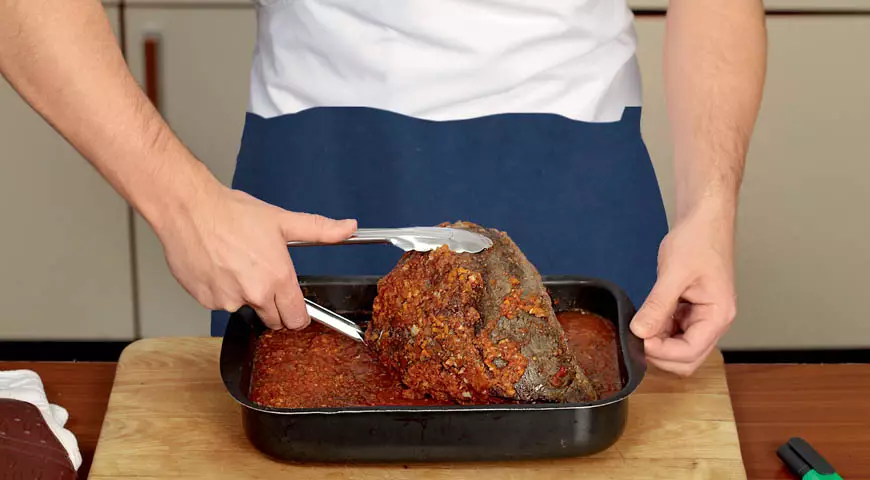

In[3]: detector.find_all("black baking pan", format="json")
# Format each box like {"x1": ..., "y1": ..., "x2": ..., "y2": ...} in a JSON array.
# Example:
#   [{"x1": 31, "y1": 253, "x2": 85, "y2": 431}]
[{"x1": 220, "y1": 275, "x2": 646, "y2": 463}]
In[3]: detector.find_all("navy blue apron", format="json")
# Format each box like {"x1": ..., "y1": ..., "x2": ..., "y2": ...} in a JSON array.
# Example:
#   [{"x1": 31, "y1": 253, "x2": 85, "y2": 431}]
[{"x1": 210, "y1": 106, "x2": 668, "y2": 336}]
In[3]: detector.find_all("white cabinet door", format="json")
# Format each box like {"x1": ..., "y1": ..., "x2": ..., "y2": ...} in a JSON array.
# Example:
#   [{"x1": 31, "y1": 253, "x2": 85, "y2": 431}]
[
  {"x1": 124, "y1": 7, "x2": 257, "y2": 337},
  {"x1": 634, "y1": 16, "x2": 870, "y2": 348},
  {"x1": 0, "y1": 5, "x2": 135, "y2": 340}
]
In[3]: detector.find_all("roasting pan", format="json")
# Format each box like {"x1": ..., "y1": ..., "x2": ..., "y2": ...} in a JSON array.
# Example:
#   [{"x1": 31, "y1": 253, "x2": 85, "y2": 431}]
[{"x1": 220, "y1": 275, "x2": 647, "y2": 463}]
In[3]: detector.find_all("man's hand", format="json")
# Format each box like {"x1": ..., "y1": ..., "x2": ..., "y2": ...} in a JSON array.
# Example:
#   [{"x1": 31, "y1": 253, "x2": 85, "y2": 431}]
[
  {"x1": 155, "y1": 180, "x2": 357, "y2": 330},
  {"x1": 640, "y1": 0, "x2": 766, "y2": 375},
  {"x1": 630, "y1": 199, "x2": 736, "y2": 376}
]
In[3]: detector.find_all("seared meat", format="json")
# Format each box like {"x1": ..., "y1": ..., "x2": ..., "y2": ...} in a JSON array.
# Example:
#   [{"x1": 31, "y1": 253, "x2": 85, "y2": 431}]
[{"x1": 365, "y1": 221, "x2": 598, "y2": 404}]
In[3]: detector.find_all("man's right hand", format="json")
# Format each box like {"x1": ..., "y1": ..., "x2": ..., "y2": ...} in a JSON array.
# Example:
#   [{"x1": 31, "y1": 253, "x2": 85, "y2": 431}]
[{"x1": 154, "y1": 179, "x2": 357, "y2": 330}]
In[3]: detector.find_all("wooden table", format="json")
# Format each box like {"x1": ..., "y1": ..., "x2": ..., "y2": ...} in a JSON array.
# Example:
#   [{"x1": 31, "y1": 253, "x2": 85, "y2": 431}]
[{"x1": 1, "y1": 361, "x2": 868, "y2": 480}]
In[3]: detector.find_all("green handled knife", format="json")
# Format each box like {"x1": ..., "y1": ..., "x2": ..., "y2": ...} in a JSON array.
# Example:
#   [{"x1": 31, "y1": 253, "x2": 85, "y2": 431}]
[{"x1": 777, "y1": 437, "x2": 843, "y2": 480}]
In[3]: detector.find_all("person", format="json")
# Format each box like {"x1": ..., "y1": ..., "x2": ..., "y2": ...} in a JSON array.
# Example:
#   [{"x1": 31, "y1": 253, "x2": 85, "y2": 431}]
[{"x1": 0, "y1": 0, "x2": 766, "y2": 376}]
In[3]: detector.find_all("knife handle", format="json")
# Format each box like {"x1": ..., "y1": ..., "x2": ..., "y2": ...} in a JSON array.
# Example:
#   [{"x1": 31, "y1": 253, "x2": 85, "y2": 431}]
[{"x1": 777, "y1": 437, "x2": 843, "y2": 480}]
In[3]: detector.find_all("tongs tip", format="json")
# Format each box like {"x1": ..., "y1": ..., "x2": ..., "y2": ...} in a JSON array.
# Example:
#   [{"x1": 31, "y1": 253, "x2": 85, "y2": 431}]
[{"x1": 304, "y1": 298, "x2": 366, "y2": 343}]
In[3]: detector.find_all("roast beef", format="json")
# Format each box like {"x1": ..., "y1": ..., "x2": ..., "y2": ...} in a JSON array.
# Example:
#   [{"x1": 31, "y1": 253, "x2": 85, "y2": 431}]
[{"x1": 365, "y1": 221, "x2": 598, "y2": 404}]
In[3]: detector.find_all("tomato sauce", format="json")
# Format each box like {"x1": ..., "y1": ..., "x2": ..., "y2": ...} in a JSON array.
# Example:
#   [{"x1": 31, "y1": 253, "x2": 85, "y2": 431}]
[
  {"x1": 249, "y1": 310, "x2": 622, "y2": 409},
  {"x1": 558, "y1": 311, "x2": 623, "y2": 399}
]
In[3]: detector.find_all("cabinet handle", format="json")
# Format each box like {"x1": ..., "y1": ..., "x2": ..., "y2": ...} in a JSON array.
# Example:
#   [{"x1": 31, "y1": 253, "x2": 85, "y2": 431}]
[{"x1": 143, "y1": 33, "x2": 161, "y2": 112}]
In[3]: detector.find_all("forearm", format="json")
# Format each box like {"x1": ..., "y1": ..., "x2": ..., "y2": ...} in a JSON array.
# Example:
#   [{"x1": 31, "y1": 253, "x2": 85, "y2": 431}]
[
  {"x1": 0, "y1": 0, "x2": 218, "y2": 231},
  {"x1": 664, "y1": 0, "x2": 767, "y2": 223}
]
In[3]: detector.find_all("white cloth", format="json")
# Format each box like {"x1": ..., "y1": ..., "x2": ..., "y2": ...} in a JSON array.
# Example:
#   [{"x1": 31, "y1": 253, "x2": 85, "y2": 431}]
[
  {"x1": 248, "y1": 0, "x2": 642, "y2": 123},
  {"x1": 0, "y1": 369, "x2": 83, "y2": 471}
]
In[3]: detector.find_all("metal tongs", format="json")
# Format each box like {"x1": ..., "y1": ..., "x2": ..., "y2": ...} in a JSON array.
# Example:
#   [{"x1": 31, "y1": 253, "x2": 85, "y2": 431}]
[
  {"x1": 287, "y1": 227, "x2": 493, "y2": 254},
  {"x1": 290, "y1": 227, "x2": 493, "y2": 342}
]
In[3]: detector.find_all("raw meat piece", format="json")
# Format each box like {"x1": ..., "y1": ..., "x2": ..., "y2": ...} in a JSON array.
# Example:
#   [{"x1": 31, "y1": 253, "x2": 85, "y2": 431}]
[{"x1": 0, "y1": 399, "x2": 77, "y2": 480}]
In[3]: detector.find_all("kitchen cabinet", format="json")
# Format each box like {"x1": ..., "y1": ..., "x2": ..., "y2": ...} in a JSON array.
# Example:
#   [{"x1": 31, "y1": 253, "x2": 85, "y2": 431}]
[
  {"x1": 634, "y1": 16, "x2": 870, "y2": 348},
  {"x1": 0, "y1": 3, "x2": 135, "y2": 340},
  {"x1": 124, "y1": 6, "x2": 257, "y2": 337}
]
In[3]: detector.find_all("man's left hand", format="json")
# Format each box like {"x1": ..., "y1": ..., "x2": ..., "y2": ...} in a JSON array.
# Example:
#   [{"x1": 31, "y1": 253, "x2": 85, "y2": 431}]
[{"x1": 629, "y1": 199, "x2": 738, "y2": 376}]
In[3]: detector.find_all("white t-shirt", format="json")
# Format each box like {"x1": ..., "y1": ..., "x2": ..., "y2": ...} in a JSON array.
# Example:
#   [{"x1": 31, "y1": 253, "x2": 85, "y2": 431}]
[{"x1": 249, "y1": 0, "x2": 642, "y2": 123}]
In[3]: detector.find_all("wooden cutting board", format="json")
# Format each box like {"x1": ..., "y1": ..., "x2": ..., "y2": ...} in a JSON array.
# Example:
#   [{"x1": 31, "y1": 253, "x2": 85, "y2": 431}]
[{"x1": 89, "y1": 338, "x2": 747, "y2": 479}]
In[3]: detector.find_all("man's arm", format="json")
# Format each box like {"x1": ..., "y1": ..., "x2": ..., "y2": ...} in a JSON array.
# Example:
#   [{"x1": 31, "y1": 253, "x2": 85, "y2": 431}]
[
  {"x1": 0, "y1": 0, "x2": 356, "y2": 330},
  {"x1": 665, "y1": 0, "x2": 766, "y2": 221},
  {"x1": 630, "y1": 0, "x2": 767, "y2": 374}
]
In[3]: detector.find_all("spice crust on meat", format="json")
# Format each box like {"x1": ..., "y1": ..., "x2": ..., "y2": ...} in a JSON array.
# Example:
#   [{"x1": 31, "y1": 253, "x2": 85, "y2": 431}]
[{"x1": 365, "y1": 221, "x2": 598, "y2": 404}]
